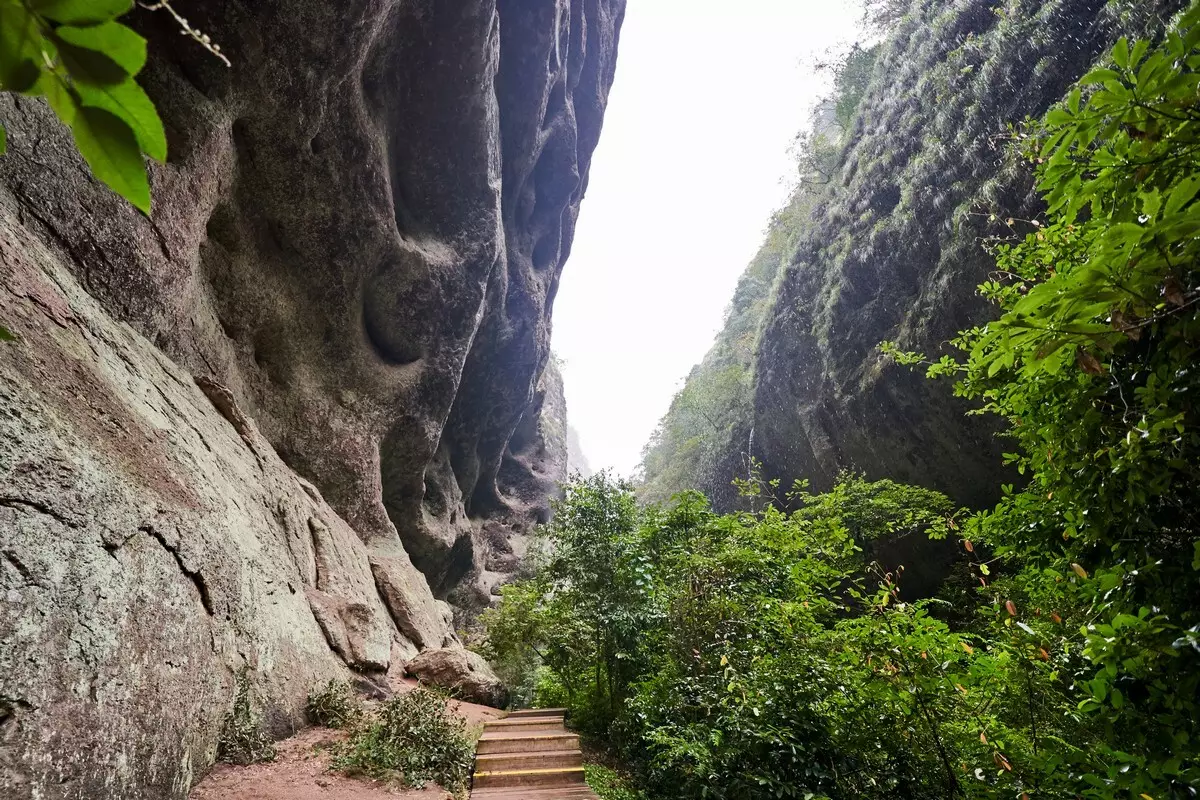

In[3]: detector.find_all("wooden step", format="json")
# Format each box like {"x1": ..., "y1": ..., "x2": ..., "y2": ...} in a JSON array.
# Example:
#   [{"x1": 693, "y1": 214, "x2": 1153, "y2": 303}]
[
  {"x1": 476, "y1": 732, "x2": 580, "y2": 754},
  {"x1": 483, "y1": 717, "x2": 565, "y2": 733},
  {"x1": 472, "y1": 765, "x2": 587, "y2": 789},
  {"x1": 470, "y1": 788, "x2": 598, "y2": 799},
  {"x1": 470, "y1": 706, "x2": 593, "y2": 799},
  {"x1": 475, "y1": 749, "x2": 582, "y2": 772},
  {"x1": 504, "y1": 707, "x2": 568, "y2": 718}
]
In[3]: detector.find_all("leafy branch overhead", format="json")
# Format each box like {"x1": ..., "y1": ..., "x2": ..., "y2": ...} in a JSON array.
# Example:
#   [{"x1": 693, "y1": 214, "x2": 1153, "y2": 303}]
[{"x1": 0, "y1": 0, "x2": 226, "y2": 214}]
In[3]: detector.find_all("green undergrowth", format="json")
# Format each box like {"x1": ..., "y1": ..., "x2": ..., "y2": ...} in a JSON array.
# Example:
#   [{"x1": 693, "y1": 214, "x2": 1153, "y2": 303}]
[
  {"x1": 217, "y1": 669, "x2": 275, "y2": 766},
  {"x1": 585, "y1": 763, "x2": 651, "y2": 800},
  {"x1": 484, "y1": 7, "x2": 1200, "y2": 799},
  {"x1": 308, "y1": 682, "x2": 474, "y2": 796}
]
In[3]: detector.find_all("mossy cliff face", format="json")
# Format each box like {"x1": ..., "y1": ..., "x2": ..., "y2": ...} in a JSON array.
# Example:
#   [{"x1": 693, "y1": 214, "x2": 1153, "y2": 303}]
[
  {"x1": 752, "y1": 0, "x2": 1178, "y2": 508},
  {"x1": 0, "y1": 1, "x2": 623, "y2": 797}
]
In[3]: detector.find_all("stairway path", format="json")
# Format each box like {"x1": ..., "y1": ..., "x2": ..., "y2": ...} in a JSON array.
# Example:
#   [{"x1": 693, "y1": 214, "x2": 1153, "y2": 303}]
[{"x1": 470, "y1": 708, "x2": 597, "y2": 799}]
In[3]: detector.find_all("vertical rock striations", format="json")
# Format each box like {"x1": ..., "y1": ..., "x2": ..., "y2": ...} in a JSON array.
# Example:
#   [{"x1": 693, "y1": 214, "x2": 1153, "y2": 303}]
[
  {"x1": 0, "y1": 0, "x2": 623, "y2": 797},
  {"x1": 750, "y1": 0, "x2": 1179, "y2": 508}
]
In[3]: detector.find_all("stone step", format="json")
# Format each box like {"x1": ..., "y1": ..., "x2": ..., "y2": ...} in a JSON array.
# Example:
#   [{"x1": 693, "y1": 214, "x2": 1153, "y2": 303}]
[
  {"x1": 472, "y1": 766, "x2": 587, "y2": 790},
  {"x1": 475, "y1": 749, "x2": 582, "y2": 772},
  {"x1": 476, "y1": 732, "x2": 580, "y2": 754},
  {"x1": 505, "y1": 707, "x2": 568, "y2": 718}
]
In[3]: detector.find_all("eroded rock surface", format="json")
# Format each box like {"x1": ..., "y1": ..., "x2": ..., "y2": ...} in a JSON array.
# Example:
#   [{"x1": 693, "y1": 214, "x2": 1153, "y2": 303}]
[
  {"x1": 0, "y1": 0, "x2": 623, "y2": 797},
  {"x1": 406, "y1": 647, "x2": 510, "y2": 709}
]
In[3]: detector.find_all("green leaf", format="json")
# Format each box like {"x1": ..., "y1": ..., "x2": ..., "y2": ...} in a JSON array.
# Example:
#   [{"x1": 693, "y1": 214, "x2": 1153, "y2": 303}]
[
  {"x1": 1130, "y1": 39, "x2": 1149, "y2": 67},
  {"x1": 0, "y1": 325, "x2": 16, "y2": 342},
  {"x1": 1113, "y1": 37, "x2": 1130, "y2": 70},
  {"x1": 39, "y1": 72, "x2": 78, "y2": 125},
  {"x1": 55, "y1": 38, "x2": 128, "y2": 85},
  {"x1": 0, "y1": 123, "x2": 5, "y2": 155},
  {"x1": 0, "y1": 5, "x2": 45, "y2": 92},
  {"x1": 1078, "y1": 68, "x2": 1124, "y2": 87},
  {"x1": 78, "y1": 78, "x2": 166, "y2": 161},
  {"x1": 1164, "y1": 176, "x2": 1200, "y2": 216},
  {"x1": 54, "y1": 22, "x2": 146, "y2": 75},
  {"x1": 69, "y1": 105, "x2": 150, "y2": 214},
  {"x1": 1, "y1": 58, "x2": 42, "y2": 94},
  {"x1": 31, "y1": 0, "x2": 133, "y2": 25}
]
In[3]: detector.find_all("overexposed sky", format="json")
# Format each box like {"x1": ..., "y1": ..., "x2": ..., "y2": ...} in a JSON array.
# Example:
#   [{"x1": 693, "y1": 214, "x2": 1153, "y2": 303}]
[{"x1": 553, "y1": 1, "x2": 864, "y2": 476}]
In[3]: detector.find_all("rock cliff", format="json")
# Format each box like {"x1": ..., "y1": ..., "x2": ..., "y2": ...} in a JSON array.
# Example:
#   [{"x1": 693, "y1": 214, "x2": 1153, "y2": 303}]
[
  {"x1": 0, "y1": 0, "x2": 623, "y2": 797},
  {"x1": 752, "y1": 0, "x2": 1177, "y2": 508},
  {"x1": 640, "y1": 0, "x2": 1178, "y2": 512}
]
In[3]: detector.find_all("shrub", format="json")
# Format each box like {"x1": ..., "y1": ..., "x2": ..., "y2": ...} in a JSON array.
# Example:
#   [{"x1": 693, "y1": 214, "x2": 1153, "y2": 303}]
[
  {"x1": 306, "y1": 679, "x2": 362, "y2": 729},
  {"x1": 217, "y1": 669, "x2": 275, "y2": 765},
  {"x1": 585, "y1": 763, "x2": 649, "y2": 800},
  {"x1": 330, "y1": 687, "x2": 474, "y2": 794},
  {"x1": 884, "y1": 7, "x2": 1200, "y2": 795}
]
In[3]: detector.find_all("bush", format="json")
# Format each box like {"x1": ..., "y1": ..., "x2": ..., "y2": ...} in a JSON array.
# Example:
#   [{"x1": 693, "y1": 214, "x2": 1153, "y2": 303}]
[
  {"x1": 330, "y1": 687, "x2": 474, "y2": 794},
  {"x1": 306, "y1": 680, "x2": 362, "y2": 729},
  {"x1": 585, "y1": 763, "x2": 649, "y2": 800},
  {"x1": 884, "y1": 8, "x2": 1200, "y2": 795},
  {"x1": 217, "y1": 669, "x2": 275, "y2": 765}
]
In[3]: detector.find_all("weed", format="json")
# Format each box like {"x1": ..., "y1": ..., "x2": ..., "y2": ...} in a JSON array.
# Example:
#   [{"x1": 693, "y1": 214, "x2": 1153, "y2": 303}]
[
  {"x1": 306, "y1": 679, "x2": 362, "y2": 729},
  {"x1": 585, "y1": 763, "x2": 650, "y2": 800},
  {"x1": 217, "y1": 669, "x2": 275, "y2": 765}
]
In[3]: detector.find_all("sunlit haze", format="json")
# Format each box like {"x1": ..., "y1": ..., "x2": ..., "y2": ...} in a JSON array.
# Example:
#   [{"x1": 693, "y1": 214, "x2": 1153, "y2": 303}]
[{"x1": 552, "y1": 0, "x2": 865, "y2": 477}]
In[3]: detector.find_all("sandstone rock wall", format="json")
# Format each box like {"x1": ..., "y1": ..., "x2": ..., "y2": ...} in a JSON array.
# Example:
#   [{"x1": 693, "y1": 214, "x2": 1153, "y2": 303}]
[{"x1": 0, "y1": 0, "x2": 623, "y2": 797}]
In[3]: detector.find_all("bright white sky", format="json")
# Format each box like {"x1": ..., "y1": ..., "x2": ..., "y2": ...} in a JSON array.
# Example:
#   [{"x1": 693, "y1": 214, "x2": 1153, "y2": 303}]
[{"x1": 552, "y1": 0, "x2": 864, "y2": 476}]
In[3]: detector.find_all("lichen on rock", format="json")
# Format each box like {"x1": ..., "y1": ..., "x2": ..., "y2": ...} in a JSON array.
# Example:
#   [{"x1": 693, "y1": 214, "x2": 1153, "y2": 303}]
[{"x1": 0, "y1": 0, "x2": 624, "y2": 797}]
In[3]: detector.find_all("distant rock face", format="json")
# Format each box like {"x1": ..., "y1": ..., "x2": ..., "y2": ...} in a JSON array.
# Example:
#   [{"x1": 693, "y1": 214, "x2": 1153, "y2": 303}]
[
  {"x1": 0, "y1": 0, "x2": 623, "y2": 797},
  {"x1": 752, "y1": 0, "x2": 1178, "y2": 508},
  {"x1": 567, "y1": 425, "x2": 593, "y2": 478}
]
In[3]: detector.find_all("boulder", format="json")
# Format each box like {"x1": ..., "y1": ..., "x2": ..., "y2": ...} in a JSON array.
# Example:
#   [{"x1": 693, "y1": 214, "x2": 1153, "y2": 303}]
[{"x1": 406, "y1": 648, "x2": 510, "y2": 709}]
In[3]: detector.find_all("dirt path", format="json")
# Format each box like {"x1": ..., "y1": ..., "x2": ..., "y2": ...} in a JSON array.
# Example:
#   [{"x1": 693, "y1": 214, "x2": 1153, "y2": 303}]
[{"x1": 189, "y1": 680, "x2": 503, "y2": 800}]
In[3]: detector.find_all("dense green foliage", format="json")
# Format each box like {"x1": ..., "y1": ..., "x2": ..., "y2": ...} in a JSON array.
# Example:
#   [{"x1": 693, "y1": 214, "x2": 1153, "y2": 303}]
[
  {"x1": 883, "y1": 8, "x2": 1200, "y2": 795},
  {"x1": 489, "y1": 17, "x2": 1200, "y2": 800},
  {"x1": 328, "y1": 687, "x2": 474, "y2": 794},
  {"x1": 487, "y1": 473, "x2": 1085, "y2": 799}
]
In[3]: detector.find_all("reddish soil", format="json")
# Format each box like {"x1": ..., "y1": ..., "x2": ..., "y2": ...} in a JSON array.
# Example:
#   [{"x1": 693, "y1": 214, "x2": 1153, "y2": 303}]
[{"x1": 189, "y1": 680, "x2": 505, "y2": 800}]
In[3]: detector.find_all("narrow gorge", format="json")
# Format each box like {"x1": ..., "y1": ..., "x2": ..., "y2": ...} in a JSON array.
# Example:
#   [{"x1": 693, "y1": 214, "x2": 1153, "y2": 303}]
[
  {"x1": 639, "y1": 0, "x2": 1181, "y2": 510},
  {"x1": 4, "y1": 0, "x2": 1199, "y2": 798}
]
